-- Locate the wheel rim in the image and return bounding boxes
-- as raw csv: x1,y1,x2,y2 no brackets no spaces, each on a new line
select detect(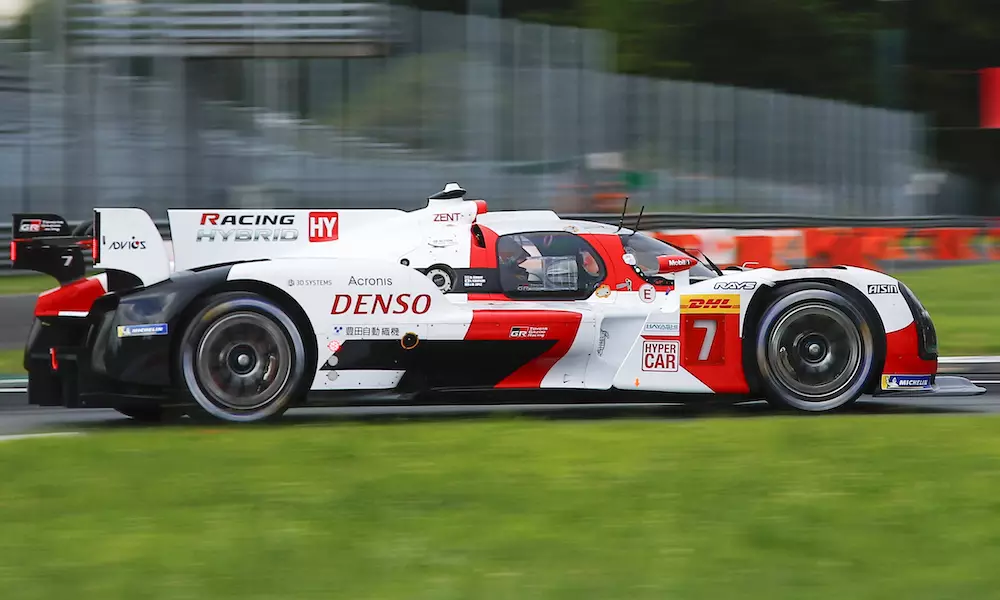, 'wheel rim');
766,302,863,400
194,311,292,411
